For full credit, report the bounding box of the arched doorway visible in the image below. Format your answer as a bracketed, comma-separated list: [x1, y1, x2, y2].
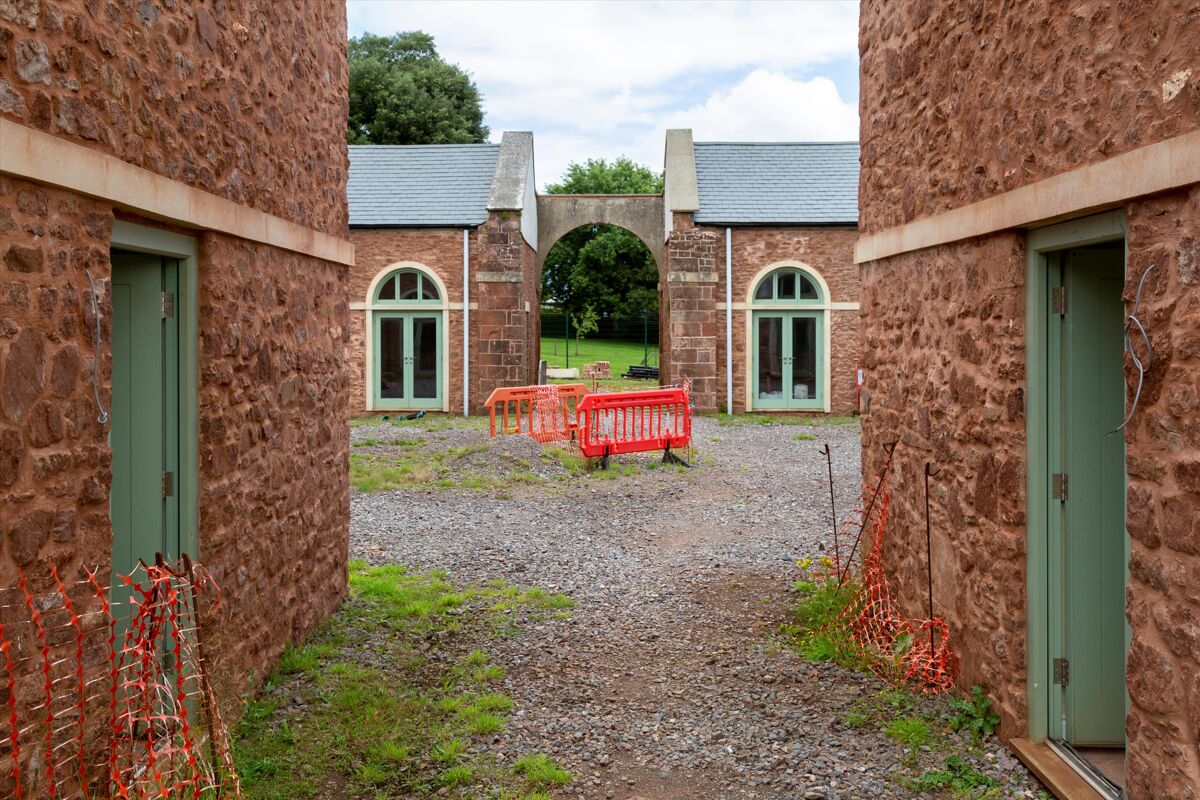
[538, 221, 662, 384]
[747, 262, 831, 411]
[364, 263, 448, 410]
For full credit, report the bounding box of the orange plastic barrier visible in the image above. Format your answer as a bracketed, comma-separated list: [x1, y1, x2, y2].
[576, 388, 692, 464]
[485, 383, 587, 438]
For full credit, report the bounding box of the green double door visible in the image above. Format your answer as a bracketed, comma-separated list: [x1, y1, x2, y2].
[1047, 243, 1127, 746]
[752, 311, 822, 410]
[110, 252, 181, 600]
[373, 312, 442, 409]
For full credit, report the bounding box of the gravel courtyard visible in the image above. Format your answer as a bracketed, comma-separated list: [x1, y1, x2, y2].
[349, 416, 1044, 800]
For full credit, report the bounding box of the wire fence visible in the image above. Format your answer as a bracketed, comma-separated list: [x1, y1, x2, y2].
[540, 312, 659, 371]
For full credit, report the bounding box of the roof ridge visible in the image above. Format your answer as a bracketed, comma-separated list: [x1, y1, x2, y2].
[693, 140, 859, 146]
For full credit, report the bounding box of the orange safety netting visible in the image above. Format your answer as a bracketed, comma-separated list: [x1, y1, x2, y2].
[0, 557, 242, 799]
[529, 384, 575, 444]
[828, 473, 959, 694]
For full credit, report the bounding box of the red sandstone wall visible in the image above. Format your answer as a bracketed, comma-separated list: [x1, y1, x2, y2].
[0, 175, 350, 736]
[1121, 186, 1200, 799]
[860, 233, 1030, 733]
[860, 3, 1200, 795]
[0, 0, 349, 236]
[195, 232, 348, 715]
[859, 0, 1200, 234]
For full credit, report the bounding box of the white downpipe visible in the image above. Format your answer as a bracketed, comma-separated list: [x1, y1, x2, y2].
[725, 227, 733, 415]
[463, 228, 470, 417]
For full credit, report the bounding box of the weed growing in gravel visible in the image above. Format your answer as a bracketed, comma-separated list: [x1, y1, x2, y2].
[511, 753, 572, 788]
[903, 755, 998, 796]
[780, 569, 867, 671]
[794, 432, 817, 441]
[946, 685, 1001, 744]
[232, 562, 574, 798]
[884, 715, 934, 749]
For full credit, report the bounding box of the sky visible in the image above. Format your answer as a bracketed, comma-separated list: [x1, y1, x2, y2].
[346, 1, 860, 188]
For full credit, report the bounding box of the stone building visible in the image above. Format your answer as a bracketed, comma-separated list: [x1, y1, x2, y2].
[856, 2, 1199, 798]
[347, 129, 860, 415]
[0, 0, 351, 731]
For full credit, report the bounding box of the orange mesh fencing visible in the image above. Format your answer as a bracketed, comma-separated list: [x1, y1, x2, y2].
[485, 384, 586, 439]
[0, 557, 242, 799]
[828, 471, 959, 694]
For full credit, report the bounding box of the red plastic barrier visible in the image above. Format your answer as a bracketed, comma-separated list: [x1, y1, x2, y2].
[576, 388, 692, 460]
[485, 383, 587, 438]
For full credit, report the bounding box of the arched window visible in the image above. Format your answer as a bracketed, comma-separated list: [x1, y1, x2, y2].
[367, 265, 445, 410]
[750, 266, 827, 411]
[374, 268, 441, 304]
[752, 267, 822, 303]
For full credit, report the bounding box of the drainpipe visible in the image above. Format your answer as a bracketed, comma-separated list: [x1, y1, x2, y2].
[725, 227, 733, 415]
[463, 228, 470, 417]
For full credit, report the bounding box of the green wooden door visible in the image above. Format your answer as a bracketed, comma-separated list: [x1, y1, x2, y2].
[373, 312, 442, 409]
[752, 311, 822, 410]
[1048, 244, 1127, 746]
[110, 252, 180, 600]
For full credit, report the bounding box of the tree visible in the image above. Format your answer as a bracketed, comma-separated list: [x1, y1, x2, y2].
[542, 158, 662, 318]
[546, 157, 664, 195]
[573, 305, 599, 356]
[348, 32, 488, 145]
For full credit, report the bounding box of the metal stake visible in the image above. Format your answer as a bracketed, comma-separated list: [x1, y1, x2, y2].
[820, 443, 839, 565]
[837, 439, 897, 586]
[924, 462, 939, 658]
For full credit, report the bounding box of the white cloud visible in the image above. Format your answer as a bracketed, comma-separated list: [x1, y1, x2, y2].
[660, 70, 858, 142]
[346, 0, 860, 185]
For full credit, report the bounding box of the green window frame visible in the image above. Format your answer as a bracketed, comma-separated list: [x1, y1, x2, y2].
[752, 267, 823, 305]
[373, 268, 442, 305]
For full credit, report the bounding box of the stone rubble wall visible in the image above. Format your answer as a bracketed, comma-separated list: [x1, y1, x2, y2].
[662, 223, 719, 410]
[861, 4, 1200, 796]
[1120, 186, 1200, 800]
[0, 173, 350, 734]
[860, 232, 1030, 734]
[0, 0, 349, 236]
[859, 0, 1200, 234]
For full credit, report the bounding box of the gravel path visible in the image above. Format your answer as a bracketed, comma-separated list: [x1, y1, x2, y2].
[350, 417, 1043, 799]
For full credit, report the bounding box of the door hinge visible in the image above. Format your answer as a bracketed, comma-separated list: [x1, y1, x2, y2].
[1052, 472, 1068, 501]
[162, 471, 174, 497]
[1051, 287, 1067, 315]
[1053, 657, 1070, 686]
[161, 292, 174, 319]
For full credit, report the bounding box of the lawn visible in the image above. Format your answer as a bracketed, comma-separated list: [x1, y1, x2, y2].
[538, 336, 657, 377]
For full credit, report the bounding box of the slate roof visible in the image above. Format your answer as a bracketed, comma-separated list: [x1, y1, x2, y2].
[347, 144, 500, 227]
[692, 142, 859, 225]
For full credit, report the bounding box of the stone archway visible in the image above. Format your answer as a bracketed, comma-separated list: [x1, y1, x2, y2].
[535, 195, 664, 276]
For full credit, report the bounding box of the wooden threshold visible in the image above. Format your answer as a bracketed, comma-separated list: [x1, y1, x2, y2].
[1010, 738, 1106, 800]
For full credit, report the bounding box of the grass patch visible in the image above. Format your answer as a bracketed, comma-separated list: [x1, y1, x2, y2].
[884, 716, 933, 749]
[512, 753, 572, 788]
[539, 336, 656, 377]
[233, 563, 574, 798]
[350, 441, 544, 495]
[794, 432, 816, 441]
[350, 413, 489, 432]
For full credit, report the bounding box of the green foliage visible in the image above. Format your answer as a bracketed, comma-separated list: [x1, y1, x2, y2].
[542, 157, 662, 317]
[780, 576, 867, 671]
[233, 563, 574, 798]
[947, 686, 1001, 743]
[511, 753, 572, 788]
[904, 755, 998, 796]
[572, 304, 600, 354]
[884, 716, 933, 749]
[348, 32, 487, 144]
[545, 157, 663, 194]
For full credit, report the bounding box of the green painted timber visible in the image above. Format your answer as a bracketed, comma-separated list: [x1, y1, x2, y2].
[110, 252, 180, 604]
[1025, 211, 1128, 744]
[1050, 245, 1127, 745]
[751, 310, 823, 410]
[373, 311, 443, 410]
